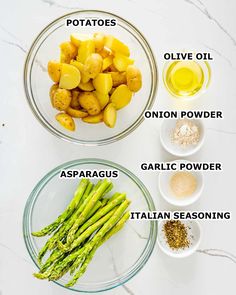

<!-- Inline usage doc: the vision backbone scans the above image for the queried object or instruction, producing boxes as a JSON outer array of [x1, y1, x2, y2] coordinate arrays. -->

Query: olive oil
[[164, 61, 205, 97]]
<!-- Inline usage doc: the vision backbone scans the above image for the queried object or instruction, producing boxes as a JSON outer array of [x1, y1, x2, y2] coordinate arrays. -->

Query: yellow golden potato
[[49, 84, 59, 106], [77, 39, 95, 64], [110, 72, 127, 87], [56, 113, 75, 131], [105, 35, 130, 56], [66, 107, 88, 118], [78, 81, 94, 91], [70, 89, 80, 109], [94, 91, 109, 109], [82, 113, 103, 124], [102, 56, 113, 71], [93, 73, 112, 94], [60, 42, 78, 63], [78, 92, 101, 115], [93, 32, 105, 52], [103, 103, 117, 128], [53, 88, 72, 111], [70, 33, 92, 47], [59, 64, 81, 90], [126, 65, 142, 92], [84, 53, 103, 79], [110, 84, 132, 109], [48, 61, 61, 83], [113, 53, 134, 72]]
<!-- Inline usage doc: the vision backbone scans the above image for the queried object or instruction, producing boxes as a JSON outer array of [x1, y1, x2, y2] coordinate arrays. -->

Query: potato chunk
[[77, 39, 95, 64], [78, 92, 101, 115], [56, 113, 75, 131], [110, 84, 132, 109], [48, 61, 61, 83], [126, 65, 142, 92], [53, 88, 72, 111], [93, 73, 112, 94], [105, 35, 130, 56], [103, 103, 117, 128], [82, 113, 103, 124], [59, 64, 81, 90], [84, 53, 103, 79], [113, 53, 134, 72]]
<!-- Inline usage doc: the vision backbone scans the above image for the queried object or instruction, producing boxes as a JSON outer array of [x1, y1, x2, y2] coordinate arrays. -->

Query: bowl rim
[[23, 10, 158, 146], [160, 118, 205, 157], [157, 219, 202, 258], [158, 159, 204, 207], [22, 158, 157, 292]]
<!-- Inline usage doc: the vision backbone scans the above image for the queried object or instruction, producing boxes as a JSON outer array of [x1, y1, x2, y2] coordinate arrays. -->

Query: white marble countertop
[[1, 0, 236, 294]]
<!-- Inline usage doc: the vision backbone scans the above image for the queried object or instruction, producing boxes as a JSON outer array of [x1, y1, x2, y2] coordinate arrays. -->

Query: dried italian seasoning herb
[[163, 220, 190, 250]]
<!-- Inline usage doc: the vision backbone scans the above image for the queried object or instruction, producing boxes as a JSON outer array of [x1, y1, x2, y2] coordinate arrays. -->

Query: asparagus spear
[[77, 182, 94, 206], [86, 201, 102, 220], [40, 202, 117, 271], [44, 180, 105, 252], [66, 179, 111, 245], [74, 193, 126, 238], [32, 179, 89, 237], [66, 211, 130, 287], [65, 199, 130, 253], [58, 207, 117, 252]]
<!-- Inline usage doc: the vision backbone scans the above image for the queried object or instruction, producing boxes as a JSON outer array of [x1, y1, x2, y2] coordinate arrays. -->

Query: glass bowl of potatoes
[[24, 10, 158, 145]]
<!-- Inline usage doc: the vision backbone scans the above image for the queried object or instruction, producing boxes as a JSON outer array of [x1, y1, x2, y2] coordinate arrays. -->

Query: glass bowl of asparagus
[[23, 158, 157, 292]]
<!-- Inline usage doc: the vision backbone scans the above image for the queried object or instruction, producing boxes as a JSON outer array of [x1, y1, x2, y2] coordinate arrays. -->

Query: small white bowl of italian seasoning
[[157, 219, 201, 258], [160, 118, 205, 157]]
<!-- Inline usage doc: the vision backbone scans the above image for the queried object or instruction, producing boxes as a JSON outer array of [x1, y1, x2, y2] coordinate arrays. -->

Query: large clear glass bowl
[[23, 159, 157, 292], [24, 10, 158, 145]]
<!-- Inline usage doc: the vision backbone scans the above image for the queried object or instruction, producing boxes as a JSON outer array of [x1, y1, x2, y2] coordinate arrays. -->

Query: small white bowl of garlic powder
[[160, 118, 205, 157], [159, 160, 204, 207]]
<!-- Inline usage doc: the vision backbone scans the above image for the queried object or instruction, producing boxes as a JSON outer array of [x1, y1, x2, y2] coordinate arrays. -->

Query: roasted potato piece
[[56, 113, 75, 131], [53, 88, 72, 111], [93, 32, 105, 52], [70, 89, 80, 109], [70, 33, 92, 47], [48, 61, 61, 83], [126, 65, 142, 92], [113, 53, 134, 72], [82, 113, 103, 124], [77, 39, 95, 64], [93, 73, 112, 94], [78, 92, 101, 115], [102, 56, 113, 71], [59, 64, 81, 90], [49, 84, 59, 106], [94, 91, 109, 109], [103, 103, 117, 128], [84, 53, 103, 79], [60, 42, 77, 63], [105, 35, 130, 56], [66, 107, 88, 118], [110, 72, 127, 87], [78, 81, 94, 91], [110, 84, 132, 109]]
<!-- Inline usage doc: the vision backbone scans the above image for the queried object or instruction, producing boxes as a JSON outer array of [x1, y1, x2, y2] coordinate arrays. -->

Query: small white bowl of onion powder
[[159, 160, 204, 206], [158, 219, 201, 258], [160, 118, 205, 157]]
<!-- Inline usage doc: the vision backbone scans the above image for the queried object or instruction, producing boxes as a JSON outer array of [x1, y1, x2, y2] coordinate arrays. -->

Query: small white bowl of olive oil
[[163, 59, 211, 100]]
